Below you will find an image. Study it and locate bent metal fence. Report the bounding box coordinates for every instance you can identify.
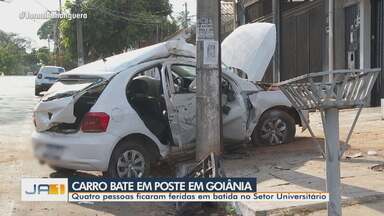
[277,68,380,216]
[278,69,380,110]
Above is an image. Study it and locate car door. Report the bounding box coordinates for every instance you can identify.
[160,60,251,150]
[160,61,197,151]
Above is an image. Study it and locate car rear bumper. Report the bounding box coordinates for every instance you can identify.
[32,131,117,171]
[35,83,53,91]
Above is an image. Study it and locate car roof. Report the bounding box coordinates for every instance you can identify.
[60,40,195,80]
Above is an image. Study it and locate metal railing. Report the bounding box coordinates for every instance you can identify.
[277,69,381,110]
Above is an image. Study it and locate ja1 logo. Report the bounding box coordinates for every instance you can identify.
[21,178,68,201]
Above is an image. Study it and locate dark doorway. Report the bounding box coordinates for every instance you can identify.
[371,0,384,106]
[345,4,360,70]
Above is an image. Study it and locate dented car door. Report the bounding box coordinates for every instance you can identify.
[160,62,197,150]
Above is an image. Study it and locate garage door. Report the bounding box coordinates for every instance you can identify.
[371,0,384,106]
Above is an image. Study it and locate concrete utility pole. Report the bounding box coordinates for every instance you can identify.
[328,0,334,81]
[156,24,160,43]
[57,0,62,55]
[53,20,58,64]
[53,0,63,64]
[272,0,280,83]
[184,2,188,28]
[76,0,84,66]
[196,0,222,161]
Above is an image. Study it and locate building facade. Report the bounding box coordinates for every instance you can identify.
[238,0,384,106]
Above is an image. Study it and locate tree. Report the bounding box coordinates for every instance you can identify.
[176,8,191,29]
[59,0,177,67]
[0,30,36,75]
[36,47,53,65]
[23,48,40,73]
[37,19,55,40]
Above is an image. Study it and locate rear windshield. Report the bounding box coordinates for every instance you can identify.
[42,78,104,101]
[39,67,65,74]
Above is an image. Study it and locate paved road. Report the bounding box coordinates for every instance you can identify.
[0,76,38,137]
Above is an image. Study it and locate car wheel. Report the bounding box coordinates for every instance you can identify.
[49,165,76,174]
[104,141,151,178]
[35,86,41,96]
[252,109,296,146]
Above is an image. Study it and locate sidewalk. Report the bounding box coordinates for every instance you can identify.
[309,200,384,216]
[223,108,384,215]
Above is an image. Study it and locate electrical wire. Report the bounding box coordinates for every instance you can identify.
[86,5,161,25]
[32,0,50,11]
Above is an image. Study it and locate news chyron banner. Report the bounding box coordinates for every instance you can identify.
[21,178,329,202]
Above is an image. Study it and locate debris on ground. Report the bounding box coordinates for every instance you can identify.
[370,164,384,172]
[345,152,363,159]
[223,149,250,160]
[223,153,250,160]
[273,165,291,171]
[367,150,378,156]
[340,175,355,179]
[271,182,291,187]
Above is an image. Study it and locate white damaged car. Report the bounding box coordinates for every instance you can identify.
[32,23,307,177]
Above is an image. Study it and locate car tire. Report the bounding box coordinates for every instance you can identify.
[35,86,41,96]
[104,140,151,178]
[252,109,296,146]
[49,165,76,174]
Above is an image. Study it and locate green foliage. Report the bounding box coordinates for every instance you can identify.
[0,30,59,75]
[36,47,53,65]
[0,30,36,75]
[22,48,40,73]
[0,46,18,74]
[176,8,191,29]
[59,0,177,67]
[37,19,56,40]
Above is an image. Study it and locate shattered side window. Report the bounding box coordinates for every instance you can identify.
[140,67,161,80]
[170,64,196,94]
[127,65,163,100]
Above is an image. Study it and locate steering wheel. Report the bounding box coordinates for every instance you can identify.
[173,76,182,86]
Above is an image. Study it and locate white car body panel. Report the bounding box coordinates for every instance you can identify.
[32,131,119,171]
[34,96,77,132]
[249,90,292,120]
[62,40,195,79]
[222,23,276,81]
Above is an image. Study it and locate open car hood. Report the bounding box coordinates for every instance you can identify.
[222,23,276,82]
